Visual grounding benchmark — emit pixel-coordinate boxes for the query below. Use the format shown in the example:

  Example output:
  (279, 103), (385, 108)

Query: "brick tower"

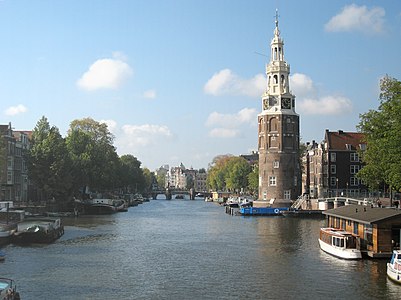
(256, 11), (300, 207)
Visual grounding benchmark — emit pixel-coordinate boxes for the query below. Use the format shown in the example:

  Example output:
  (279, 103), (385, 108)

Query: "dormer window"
(345, 144), (352, 150)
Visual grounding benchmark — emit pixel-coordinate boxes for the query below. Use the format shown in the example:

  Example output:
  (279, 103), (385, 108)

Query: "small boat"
(387, 250), (401, 284)
(175, 195), (184, 199)
(0, 277), (20, 299)
(13, 217), (64, 244)
(318, 228), (362, 259)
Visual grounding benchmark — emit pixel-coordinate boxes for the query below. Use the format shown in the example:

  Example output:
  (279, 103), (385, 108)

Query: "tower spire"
(274, 9), (280, 37)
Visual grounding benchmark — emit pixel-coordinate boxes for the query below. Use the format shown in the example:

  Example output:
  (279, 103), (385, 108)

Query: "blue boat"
(239, 207), (289, 216)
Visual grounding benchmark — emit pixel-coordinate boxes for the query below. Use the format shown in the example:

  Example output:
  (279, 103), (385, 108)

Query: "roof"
(325, 130), (365, 151)
(323, 204), (401, 224)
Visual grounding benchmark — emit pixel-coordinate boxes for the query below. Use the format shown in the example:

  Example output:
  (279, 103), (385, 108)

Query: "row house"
(0, 123), (30, 203)
(165, 163), (207, 192)
(303, 130), (367, 199)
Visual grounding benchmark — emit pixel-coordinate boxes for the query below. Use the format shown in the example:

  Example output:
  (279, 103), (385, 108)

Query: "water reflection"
(0, 199), (395, 299)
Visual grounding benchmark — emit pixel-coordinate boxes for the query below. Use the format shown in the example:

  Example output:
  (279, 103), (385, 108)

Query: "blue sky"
(1, 1), (400, 171)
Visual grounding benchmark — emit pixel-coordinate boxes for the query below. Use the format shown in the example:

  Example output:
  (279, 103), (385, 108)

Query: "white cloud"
(299, 95), (352, 115)
(204, 69), (264, 97)
(209, 128), (240, 138)
(77, 54), (133, 91)
(290, 73), (314, 97)
(288, 73), (353, 115)
(120, 124), (172, 147)
(206, 108), (257, 138)
(143, 89), (156, 99)
(325, 4), (385, 34)
(5, 104), (27, 116)
(206, 108), (257, 128)
(100, 119), (118, 134)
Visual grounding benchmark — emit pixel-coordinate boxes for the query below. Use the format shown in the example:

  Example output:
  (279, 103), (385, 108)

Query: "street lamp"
(336, 178), (339, 197)
(346, 182), (349, 198)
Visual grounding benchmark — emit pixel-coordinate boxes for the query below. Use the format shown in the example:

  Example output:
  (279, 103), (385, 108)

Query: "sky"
(1, 0), (400, 171)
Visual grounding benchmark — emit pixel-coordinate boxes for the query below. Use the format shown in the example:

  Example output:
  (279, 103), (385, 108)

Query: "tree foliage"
(207, 155), (252, 193)
(357, 76), (401, 191)
(27, 116), (73, 202)
(66, 118), (120, 194)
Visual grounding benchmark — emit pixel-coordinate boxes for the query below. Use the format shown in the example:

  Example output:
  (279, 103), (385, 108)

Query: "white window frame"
(269, 176), (277, 186)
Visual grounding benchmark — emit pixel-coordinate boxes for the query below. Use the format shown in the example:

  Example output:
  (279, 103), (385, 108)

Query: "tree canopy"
(27, 116), (73, 202)
(357, 75), (401, 192)
(207, 155), (253, 193)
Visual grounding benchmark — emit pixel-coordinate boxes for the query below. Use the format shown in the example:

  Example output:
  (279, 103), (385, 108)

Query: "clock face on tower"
(263, 98), (269, 110)
(281, 98), (291, 109)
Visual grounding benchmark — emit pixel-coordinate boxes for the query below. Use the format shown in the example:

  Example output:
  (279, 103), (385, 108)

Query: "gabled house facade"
(303, 130), (367, 199)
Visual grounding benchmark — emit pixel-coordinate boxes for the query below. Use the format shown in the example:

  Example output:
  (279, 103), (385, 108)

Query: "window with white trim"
(330, 164), (336, 174)
(269, 176), (277, 186)
(330, 153), (336, 162)
(273, 160), (279, 168)
(350, 165), (360, 174)
(350, 153), (359, 162)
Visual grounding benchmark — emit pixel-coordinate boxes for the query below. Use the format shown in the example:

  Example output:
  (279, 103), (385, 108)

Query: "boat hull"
(239, 207), (288, 216)
(318, 238), (362, 259)
(387, 263), (401, 284)
(12, 218), (64, 244)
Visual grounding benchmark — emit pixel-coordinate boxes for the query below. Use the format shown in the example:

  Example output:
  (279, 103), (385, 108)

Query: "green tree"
(225, 157), (251, 192)
(27, 116), (73, 204)
(247, 164), (259, 196)
(66, 118), (119, 196)
(142, 168), (154, 192)
(207, 155), (252, 193)
(119, 154), (145, 193)
(358, 76), (401, 194)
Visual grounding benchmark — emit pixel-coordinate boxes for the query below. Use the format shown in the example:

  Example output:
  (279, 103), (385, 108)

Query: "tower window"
(273, 75), (278, 84)
(269, 176), (277, 186)
(273, 161), (279, 168)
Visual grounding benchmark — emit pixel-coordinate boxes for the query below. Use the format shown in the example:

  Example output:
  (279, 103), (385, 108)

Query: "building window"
(353, 222), (359, 235)
(350, 165), (360, 174)
(273, 160), (279, 168)
(330, 164), (336, 174)
(350, 153), (359, 162)
(359, 143), (367, 151)
(284, 190), (291, 199)
(269, 176), (277, 186)
(330, 153), (336, 162)
(350, 177), (359, 186)
(330, 177), (337, 186)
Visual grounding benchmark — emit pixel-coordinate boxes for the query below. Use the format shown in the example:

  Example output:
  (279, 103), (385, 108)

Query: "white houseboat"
(318, 227), (362, 259)
(387, 250), (401, 284)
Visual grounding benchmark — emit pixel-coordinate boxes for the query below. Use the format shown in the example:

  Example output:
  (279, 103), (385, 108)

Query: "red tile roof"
(326, 130), (365, 151)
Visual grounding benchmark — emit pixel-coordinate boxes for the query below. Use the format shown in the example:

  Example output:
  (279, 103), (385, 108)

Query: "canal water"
(1, 198), (400, 299)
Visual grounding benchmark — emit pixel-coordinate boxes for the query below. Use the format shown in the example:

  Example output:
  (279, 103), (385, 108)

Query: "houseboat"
(322, 204), (401, 258)
(318, 227), (362, 259)
(387, 250), (401, 284)
(0, 277), (20, 299)
(75, 198), (123, 214)
(13, 218), (64, 244)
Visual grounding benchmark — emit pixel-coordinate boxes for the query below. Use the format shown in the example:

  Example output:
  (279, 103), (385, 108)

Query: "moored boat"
(387, 250), (401, 284)
(75, 198), (120, 215)
(0, 277), (20, 299)
(239, 206), (288, 216)
(13, 217), (64, 244)
(318, 227), (362, 259)
(0, 250), (5, 261)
